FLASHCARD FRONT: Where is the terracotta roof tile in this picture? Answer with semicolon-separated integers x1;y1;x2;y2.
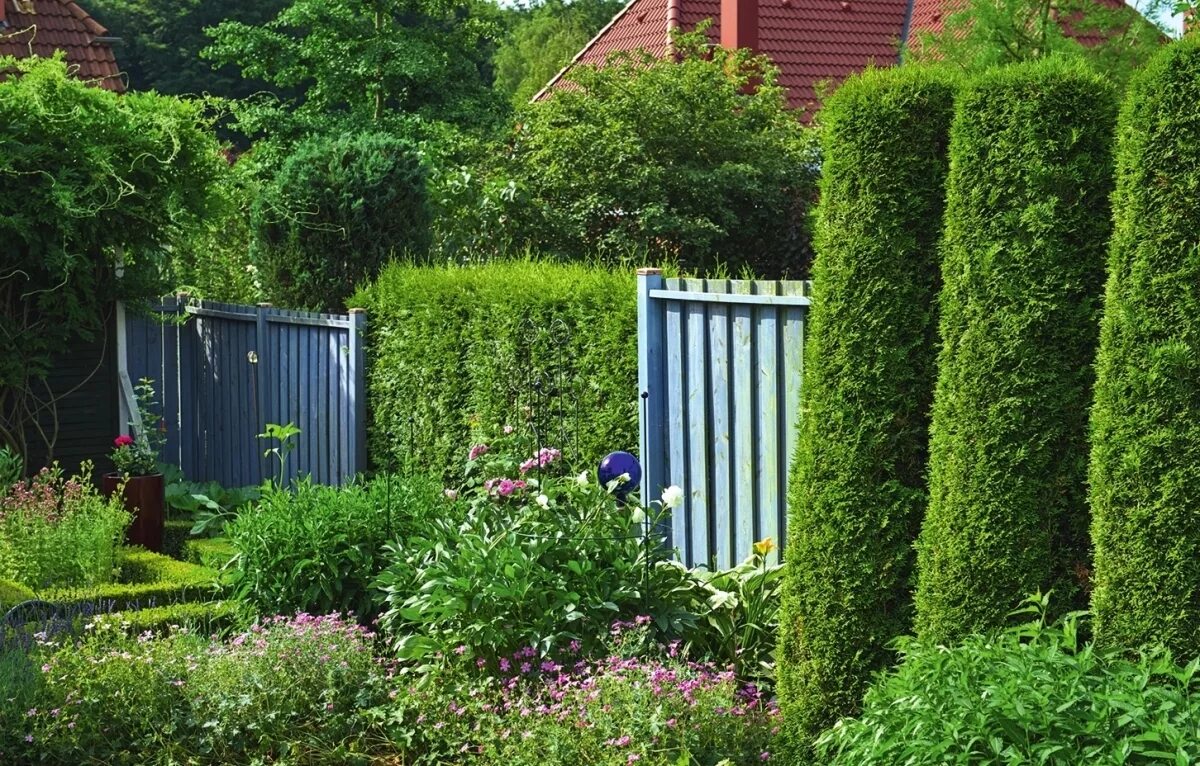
0;0;124;91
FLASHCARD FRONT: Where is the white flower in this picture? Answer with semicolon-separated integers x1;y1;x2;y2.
630;507;646;525
575;471;589;487
535;494;550;510
444;489;458;501
661;485;684;510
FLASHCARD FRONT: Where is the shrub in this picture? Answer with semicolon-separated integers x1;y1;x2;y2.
374;424;686;662
915;59;1117;644
2;613;388;763
182;537;237;570
0;579;34;610
85;600;250;637
38;548;221;612
252;131;431;312
776;66;957;748
228;474;444;618
353;261;638;480
817;598;1200;764
1090;37;1200;658
0;466;131;589
474;28;819;276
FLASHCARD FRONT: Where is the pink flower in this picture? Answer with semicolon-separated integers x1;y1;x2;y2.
468;444;489;461
497;479;517;496
503;425;514;434
113;435;134;448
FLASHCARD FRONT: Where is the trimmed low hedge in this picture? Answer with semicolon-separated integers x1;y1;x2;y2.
777;65;957;751
0;579;35;611
1090;37;1200;657
163;519;194;559
38;548;221;612
915;59;1117;644
353;261;639;478
182;537;237;570
87;599;249;636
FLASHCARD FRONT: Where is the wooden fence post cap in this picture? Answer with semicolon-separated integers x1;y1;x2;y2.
257;302;273;308
349;308;367;315
637;268;664;276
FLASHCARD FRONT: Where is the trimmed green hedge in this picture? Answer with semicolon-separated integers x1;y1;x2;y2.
163;519;193;559
38;548;221;612
353;261;638;478
1090;38;1200;657
87;599;249;636
182;537;237;570
0;579;35;610
777;66;957;750
915;59;1117;644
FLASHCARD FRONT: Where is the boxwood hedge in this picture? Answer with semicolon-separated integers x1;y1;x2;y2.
776;66;957;750
1090;37;1200;657
915;59;1117;644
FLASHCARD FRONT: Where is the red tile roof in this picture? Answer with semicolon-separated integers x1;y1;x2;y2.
539;0;1148;114
0;0;124;92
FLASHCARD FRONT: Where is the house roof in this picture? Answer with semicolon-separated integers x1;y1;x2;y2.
0;0;124;92
539;0;1142;114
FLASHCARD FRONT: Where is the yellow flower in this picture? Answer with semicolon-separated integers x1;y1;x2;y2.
753;537;775;557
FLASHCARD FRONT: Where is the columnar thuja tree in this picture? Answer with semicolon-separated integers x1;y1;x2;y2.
777;66;957;749
1090;37;1200;657
915;59;1117;644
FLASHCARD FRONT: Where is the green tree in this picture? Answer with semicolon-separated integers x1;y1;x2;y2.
914;59;1116;645
203;0;507;144
88;0;288;99
251;132;431;312
474;27;818;276
493;0;623;106
1090;37;1200;658
0;55;223;460
910;0;1170;85
776;66;957;756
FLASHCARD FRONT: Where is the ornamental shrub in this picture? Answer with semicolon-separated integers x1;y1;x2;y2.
228;473;445;618
915;59;1116;644
817;599;1200;765
776;66;957;749
352;261;638;480
1090;38;1200;658
251;131;430;312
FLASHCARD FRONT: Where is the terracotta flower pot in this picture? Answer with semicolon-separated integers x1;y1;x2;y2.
102;472;165;552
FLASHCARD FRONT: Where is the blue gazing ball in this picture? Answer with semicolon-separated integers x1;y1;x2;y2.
598;451;641;496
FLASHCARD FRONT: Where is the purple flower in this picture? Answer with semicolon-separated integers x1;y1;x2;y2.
497;479;517;496
520;661;532;674
468;444;489;461
760;752;771;761
500;658;511;672
454;644;468;655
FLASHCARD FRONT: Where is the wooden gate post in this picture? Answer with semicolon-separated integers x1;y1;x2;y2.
637;268;669;517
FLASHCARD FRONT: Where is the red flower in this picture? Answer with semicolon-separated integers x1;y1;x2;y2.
113;435;134;448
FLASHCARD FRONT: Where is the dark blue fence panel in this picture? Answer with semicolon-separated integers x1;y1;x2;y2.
125;299;367;488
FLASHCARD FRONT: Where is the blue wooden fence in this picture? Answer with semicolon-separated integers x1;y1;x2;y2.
123;297;367;487
638;269;810;568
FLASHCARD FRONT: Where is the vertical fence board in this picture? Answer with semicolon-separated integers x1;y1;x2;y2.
683;278;711;567
731;281;756;563
706;280;733;569
665;298;689;564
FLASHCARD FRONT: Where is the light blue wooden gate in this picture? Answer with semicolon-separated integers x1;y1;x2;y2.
124;297;367;487
638;269;810;568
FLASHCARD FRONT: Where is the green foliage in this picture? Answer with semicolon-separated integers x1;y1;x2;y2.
667;542;785;687
454;28;819;275
910;0;1171;86
2;613;387;763
0;55;223;460
182;537;238;570
162;520;193;559
0;579;35;610
228;474;445;617
915;59;1117;644
0;466;132;590
776;66;957;751
354;261;638;479
492;0;623;106
375;425;688;661
252;132;431;311
818;596;1200;765
0;446;22;488
110;379;167;477
203;0;506;143
1090;37;1200;658
86;599;250;637
38;548;221;611
88;0;290;101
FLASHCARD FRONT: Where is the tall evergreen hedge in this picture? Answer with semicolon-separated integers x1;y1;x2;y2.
915;60;1117;644
1090;38;1200;657
352;262;638;479
776;66;957;750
